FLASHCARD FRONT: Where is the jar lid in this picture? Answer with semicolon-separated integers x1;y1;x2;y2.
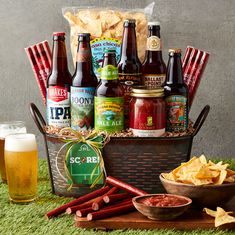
131;87;164;97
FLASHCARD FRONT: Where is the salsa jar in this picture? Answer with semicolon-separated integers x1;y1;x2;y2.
129;87;165;137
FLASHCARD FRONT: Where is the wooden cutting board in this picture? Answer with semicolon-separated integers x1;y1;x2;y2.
75;197;235;230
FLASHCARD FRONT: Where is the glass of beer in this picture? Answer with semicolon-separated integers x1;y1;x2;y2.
5;133;38;203
0;121;26;183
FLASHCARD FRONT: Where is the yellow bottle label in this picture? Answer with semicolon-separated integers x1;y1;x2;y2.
147;36;161;51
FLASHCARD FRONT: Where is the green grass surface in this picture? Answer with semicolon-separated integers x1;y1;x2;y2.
0;159;234;235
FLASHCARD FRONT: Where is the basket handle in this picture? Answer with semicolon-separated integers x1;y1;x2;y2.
192;105;210;137
29;103;46;135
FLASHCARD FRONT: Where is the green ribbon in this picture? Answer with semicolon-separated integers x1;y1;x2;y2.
56;128;110;191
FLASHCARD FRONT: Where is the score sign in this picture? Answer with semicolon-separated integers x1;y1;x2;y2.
66;142;103;185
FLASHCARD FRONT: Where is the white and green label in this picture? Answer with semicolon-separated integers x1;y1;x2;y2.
94;97;124;133
65;141;103;185
71;87;95;130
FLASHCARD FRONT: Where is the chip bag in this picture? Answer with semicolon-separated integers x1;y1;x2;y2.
62;3;155;75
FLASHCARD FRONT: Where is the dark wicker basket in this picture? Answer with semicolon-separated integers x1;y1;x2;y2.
30;103;210;197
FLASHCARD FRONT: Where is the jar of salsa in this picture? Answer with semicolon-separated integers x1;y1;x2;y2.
129;87;165;137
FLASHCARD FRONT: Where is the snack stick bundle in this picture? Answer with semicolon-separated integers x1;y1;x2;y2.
25;41;52;105
182;46;210;108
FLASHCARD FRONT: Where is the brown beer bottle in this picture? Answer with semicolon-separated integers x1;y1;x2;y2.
71;33;98;130
142;22;166;88
95;49;124;133
117;19;142;127
47;32;72;127
164;49;189;132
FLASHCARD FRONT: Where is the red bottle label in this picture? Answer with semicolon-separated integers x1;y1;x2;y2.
48;86;69;102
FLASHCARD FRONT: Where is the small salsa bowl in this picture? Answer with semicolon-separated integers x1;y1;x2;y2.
132;194;192;220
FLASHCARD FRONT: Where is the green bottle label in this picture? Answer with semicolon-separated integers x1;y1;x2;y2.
65;140;103;185
100;65;118;80
94;97;124;133
166;95;188;132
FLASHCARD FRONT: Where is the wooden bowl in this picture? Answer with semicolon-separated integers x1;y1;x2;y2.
132;194;192;220
160;173;235;208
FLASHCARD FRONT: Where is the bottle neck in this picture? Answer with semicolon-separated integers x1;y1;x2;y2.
75;41;93;73
120;26;138;60
51;39;69;72
166;54;184;84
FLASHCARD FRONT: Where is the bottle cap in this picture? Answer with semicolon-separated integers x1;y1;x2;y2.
53;32;65;37
148;21;160;26
124;19;136;24
169;48;181;54
78;33;90;41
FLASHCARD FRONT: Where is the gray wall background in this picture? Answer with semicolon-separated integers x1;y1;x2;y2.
0;0;234;158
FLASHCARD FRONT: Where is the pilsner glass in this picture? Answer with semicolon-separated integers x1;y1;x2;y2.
5;133;38;203
0;121;26;183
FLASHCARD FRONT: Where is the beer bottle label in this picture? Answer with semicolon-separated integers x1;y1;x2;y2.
118;73;142;122
147;36;161;51
90;37;121;77
47;86;70;127
100;65;118;80
166;95;188;132
143;74;166;88
70;87;95;131
94;97;124;133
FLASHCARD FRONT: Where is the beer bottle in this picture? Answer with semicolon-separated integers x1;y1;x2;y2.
164;48;189;132
142;22;166;88
95;49;124;133
71;33;98;130
47;32;72;127
117;19;142;127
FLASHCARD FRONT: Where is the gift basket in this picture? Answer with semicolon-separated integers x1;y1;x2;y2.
26;3;211;198
30;103;210;196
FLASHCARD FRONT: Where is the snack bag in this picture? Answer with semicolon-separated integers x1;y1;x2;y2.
62;3;155;75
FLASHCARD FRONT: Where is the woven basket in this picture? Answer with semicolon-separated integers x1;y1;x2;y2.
30;103;210;197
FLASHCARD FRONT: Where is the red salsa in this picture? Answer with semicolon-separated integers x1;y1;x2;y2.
140;194;189;207
129;87;165;137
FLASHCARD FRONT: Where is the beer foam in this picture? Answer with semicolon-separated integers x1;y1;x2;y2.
5;134;37;152
0;121;26;138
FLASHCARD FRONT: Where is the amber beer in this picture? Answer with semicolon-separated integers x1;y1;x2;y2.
47;32;72;127
142;22;166;88
0;121;26;183
118;19;142;127
5;134;38;203
164;49;189;132
71;33;98;130
95;49;124;133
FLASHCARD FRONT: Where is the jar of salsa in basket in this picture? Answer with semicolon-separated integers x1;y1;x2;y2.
129;87;165;137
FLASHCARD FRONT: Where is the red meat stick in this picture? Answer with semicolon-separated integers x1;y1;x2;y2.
42;40;52;68
77;198;132;217
36;42;51;78
45;186;110;219
106;176;147;196
25;47;46;104
66;196;102;215
103;192;131;204
31;45;48;87
87;202;135;221
92;187;119;211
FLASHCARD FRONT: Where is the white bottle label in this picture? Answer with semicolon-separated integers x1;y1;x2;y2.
47;86;70;127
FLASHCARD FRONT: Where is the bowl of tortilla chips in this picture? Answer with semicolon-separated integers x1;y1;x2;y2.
160;155;235;208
